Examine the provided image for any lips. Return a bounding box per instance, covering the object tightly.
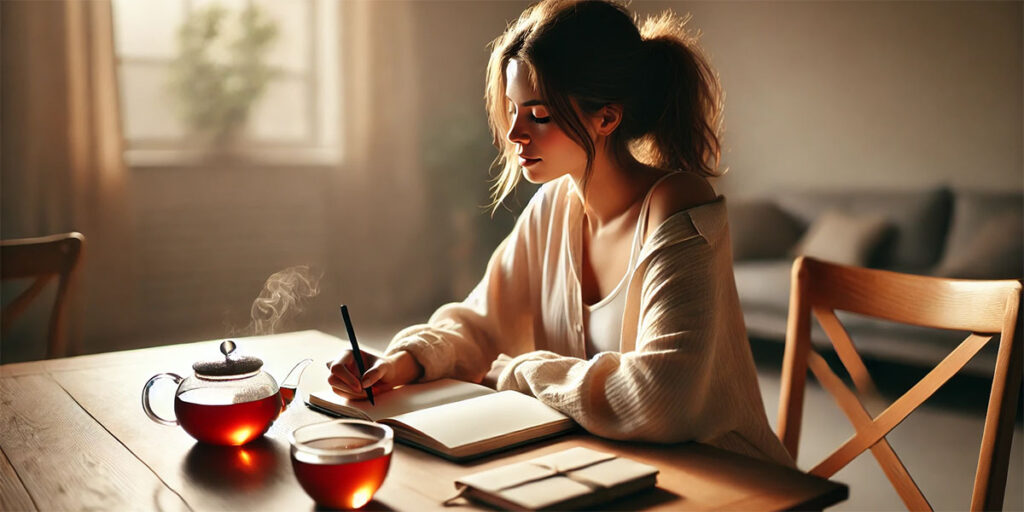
[518,156,541,166]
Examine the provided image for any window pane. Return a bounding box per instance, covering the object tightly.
[192,0,248,13]
[113,0,338,157]
[256,0,310,74]
[247,77,310,142]
[112,0,183,59]
[119,63,187,141]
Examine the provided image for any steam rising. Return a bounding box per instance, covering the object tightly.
[249,265,322,335]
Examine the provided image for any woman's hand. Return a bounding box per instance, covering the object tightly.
[327,350,423,400]
[482,353,513,389]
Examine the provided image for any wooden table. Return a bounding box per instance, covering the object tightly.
[0,330,847,511]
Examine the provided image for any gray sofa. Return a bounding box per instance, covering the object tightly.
[729,187,1023,375]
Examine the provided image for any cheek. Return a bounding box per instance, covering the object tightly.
[536,126,584,160]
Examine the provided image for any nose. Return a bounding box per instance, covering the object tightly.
[506,114,530,146]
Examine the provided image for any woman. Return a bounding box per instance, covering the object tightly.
[329,0,792,466]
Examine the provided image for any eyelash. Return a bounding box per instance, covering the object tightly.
[508,107,551,125]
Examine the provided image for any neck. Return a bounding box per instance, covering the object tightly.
[570,153,658,234]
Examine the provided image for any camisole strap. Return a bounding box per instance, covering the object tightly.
[632,171,685,255]
[583,171,684,312]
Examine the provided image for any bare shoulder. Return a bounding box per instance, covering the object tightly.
[644,171,717,242]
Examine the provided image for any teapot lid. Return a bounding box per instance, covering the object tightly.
[193,340,264,378]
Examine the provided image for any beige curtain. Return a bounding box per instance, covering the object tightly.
[326,1,437,324]
[1,0,136,356]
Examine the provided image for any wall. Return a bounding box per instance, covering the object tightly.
[631,1,1023,196]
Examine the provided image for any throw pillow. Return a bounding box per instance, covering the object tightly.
[728,199,804,261]
[775,187,951,269]
[792,209,890,266]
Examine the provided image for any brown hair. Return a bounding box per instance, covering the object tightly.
[484,0,724,214]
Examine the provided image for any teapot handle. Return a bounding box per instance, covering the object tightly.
[142,373,182,426]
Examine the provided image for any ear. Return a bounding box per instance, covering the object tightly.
[590,103,623,137]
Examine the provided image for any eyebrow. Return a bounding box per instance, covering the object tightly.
[506,97,546,107]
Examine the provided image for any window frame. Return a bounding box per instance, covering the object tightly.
[112,0,341,167]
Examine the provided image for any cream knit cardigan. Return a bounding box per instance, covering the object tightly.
[385,175,794,466]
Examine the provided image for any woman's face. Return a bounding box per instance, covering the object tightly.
[504,59,589,184]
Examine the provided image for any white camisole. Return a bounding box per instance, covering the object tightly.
[583,172,681,357]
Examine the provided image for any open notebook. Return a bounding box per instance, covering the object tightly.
[306,379,576,461]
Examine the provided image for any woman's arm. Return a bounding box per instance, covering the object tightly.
[495,228,745,443]
[380,185,550,384]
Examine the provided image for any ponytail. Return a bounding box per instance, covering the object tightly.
[633,12,724,177]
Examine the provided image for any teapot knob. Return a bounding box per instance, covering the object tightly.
[220,340,237,357]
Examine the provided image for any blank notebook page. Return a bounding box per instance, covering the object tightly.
[313,378,494,421]
[389,390,569,448]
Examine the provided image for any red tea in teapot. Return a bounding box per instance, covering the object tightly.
[279,385,297,412]
[291,437,392,509]
[174,388,282,446]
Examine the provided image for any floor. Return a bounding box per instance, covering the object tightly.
[750,339,1024,511]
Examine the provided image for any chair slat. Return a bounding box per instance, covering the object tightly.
[1,276,53,333]
[813,307,878,398]
[813,333,990,481]
[805,351,931,511]
[778,267,813,461]
[803,258,1014,333]
[972,295,1023,511]
[1,232,84,358]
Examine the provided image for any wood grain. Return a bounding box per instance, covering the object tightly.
[7,330,847,511]
[0,330,359,378]
[0,445,35,511]
[419,435,847,511]
[0,374,189,511]
[802,256,1016,334]
[51,331,432,511]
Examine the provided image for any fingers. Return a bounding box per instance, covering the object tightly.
[359,358,391,389]
[328,375,369,400]
[328,351,363,392]
[328,350,386,395]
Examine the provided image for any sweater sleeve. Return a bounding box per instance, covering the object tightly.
[495,221,744,443]
[383,186,548,383]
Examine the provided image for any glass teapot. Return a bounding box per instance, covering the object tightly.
[142,340,312,446]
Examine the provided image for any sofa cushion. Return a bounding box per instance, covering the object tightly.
[935,191,1023,279]
[775,187,952,270]
[733,259,795,311]
[791,209,891,266]
[728,199,803,261]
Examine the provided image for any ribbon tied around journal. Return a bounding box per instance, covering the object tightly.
[443,449,618,506]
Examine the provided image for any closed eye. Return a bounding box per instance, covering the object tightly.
[530,114,551,124]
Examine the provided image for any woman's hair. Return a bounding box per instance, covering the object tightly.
[484,0,723,213]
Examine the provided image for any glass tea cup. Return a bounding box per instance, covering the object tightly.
[289,419,394,510]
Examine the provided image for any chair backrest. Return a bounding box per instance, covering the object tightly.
[777,256,1022,511]
[1,232,85,358]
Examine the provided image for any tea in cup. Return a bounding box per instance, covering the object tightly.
[289,419,393,509]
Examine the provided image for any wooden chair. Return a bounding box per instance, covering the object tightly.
[1,232,85,358]
[777,256,1022,511]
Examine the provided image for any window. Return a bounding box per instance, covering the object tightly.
[112,0,340,166]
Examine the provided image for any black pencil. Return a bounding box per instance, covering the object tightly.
[340,305,375,405]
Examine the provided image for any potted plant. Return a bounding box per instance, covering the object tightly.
[169,3,278,153]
